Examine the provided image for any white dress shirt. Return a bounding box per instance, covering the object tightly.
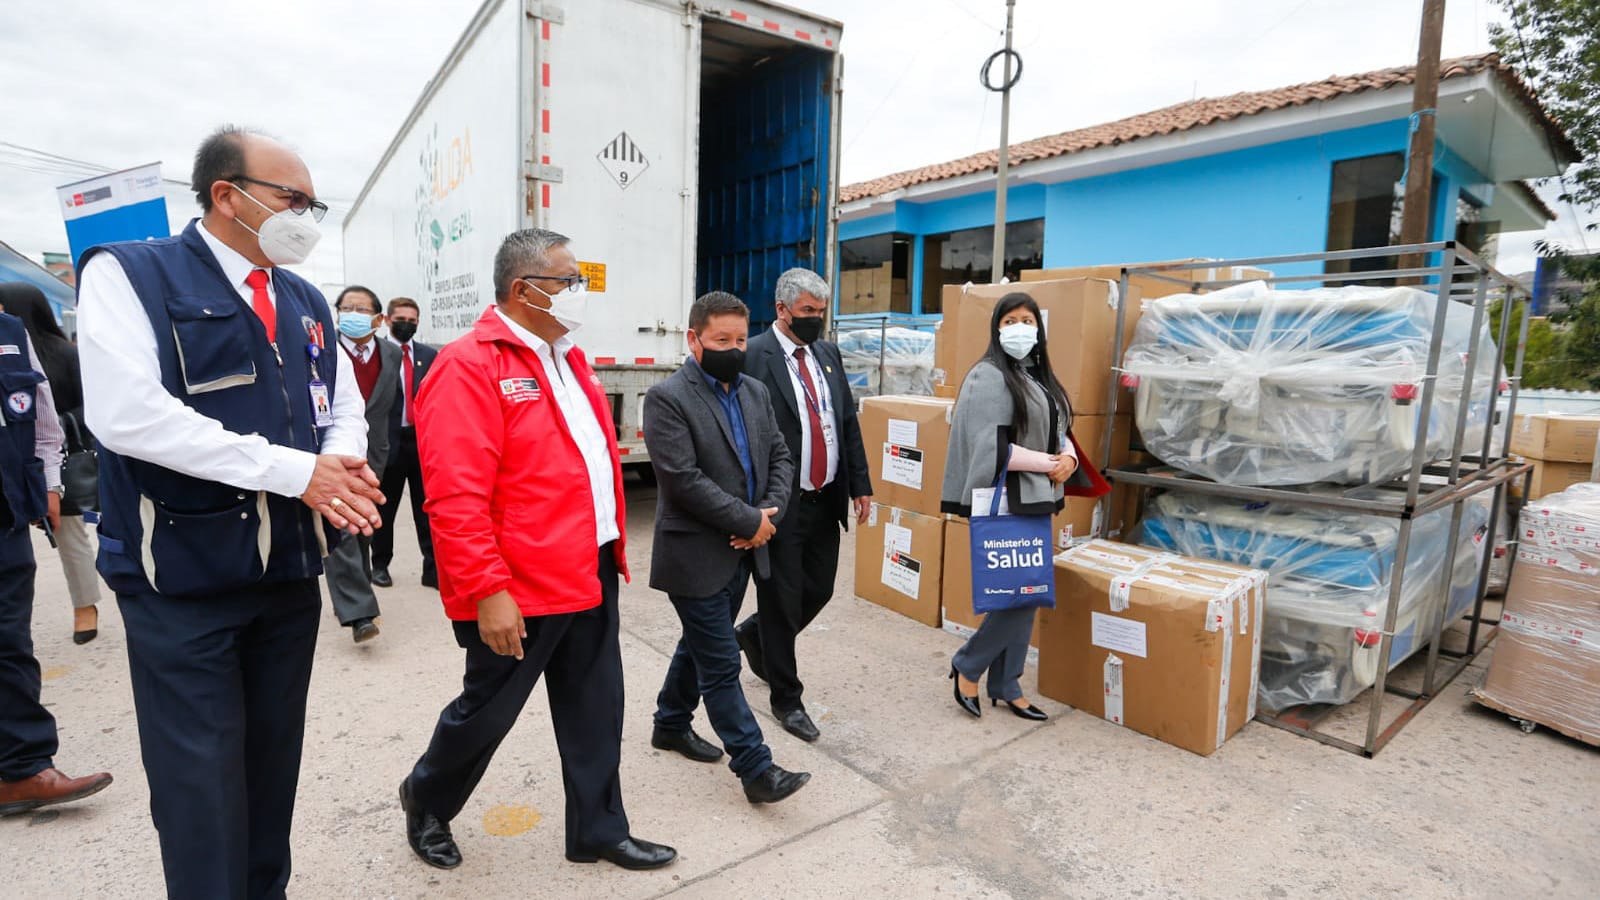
[77,220,367,499]
[494,309,620,545]
[773,325,839,491]
[340,334,377,365]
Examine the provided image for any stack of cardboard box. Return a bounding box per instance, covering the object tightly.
[1508,413,1599,500]
[838,262,905,315]
[854,396,954,625]
[1472,483,1600,746]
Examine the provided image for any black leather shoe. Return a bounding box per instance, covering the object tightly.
[371,566,394,588]
[421,568,439,589]
[651,726,723,763]
[399,779,461,870]
[351,617,380,644]
[744,764,811,804]
[72,629,98,645]
[950,666,981,719]
[735,619,767,682]
[775,707,820,743]
[567,836,677,870]
[993,698,1049,721]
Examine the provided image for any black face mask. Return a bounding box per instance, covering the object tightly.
[698,346,746,384]
[389,320,418,343]
[788,315,825,345]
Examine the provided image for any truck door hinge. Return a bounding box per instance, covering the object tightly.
[525,162,565,184]
[524,1,565,23]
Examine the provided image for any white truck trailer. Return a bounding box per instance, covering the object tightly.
[343,0,843,465]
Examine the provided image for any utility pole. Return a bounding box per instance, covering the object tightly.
[989,0,1018,283]
[1398,0,1446,275]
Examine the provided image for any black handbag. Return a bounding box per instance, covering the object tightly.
[58,411,99,515]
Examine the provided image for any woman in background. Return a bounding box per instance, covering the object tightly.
[0,284,102,643]
[940,292,1099,720]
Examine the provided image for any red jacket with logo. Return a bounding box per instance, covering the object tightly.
[416,306,628,620]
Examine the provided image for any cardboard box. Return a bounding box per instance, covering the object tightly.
[1513,458,1595,500]
[1472,485,1600,747]
[950,279,1142,415]
[933,383,959,400]
[1038,540,1267,756]
[1510,414,1600,463]
[859,395,955,517]
[932,319,955,387]
[941,518,1042,646]
[1020,259,1274,299]
[853,504,944,627]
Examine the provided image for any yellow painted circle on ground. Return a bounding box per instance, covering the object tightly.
[482,803,540,836]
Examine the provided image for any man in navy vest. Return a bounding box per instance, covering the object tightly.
[0,308,114,817]
[76,126,383,900]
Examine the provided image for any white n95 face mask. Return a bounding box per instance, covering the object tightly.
[998,322,1039,360]
[234,187,322,266]
[523,280,588,333]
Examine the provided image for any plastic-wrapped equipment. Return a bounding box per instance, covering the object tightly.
[1121,283,1500,486]
[1474,483,1600,745]
[1136,490,1490,711]
[836,326,935,398]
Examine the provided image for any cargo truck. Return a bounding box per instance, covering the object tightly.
[343,0,844,465]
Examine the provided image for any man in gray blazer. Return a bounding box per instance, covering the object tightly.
[642,291,811,805]
[325,286,400,643]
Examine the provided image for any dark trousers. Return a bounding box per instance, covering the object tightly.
[747,495,841,712]
[0,528,55,782]
[372,427,434,577]
[325,532,380,626]
[119,578,321,900]
[655,558,772,783]
[408,545,629,854]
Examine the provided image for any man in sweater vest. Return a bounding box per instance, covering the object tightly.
[76,126,382,900]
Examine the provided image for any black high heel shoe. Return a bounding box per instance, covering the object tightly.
[992,698,1048,721]
[950,666,981,719]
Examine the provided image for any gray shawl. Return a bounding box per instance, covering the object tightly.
[941,359,1066,517]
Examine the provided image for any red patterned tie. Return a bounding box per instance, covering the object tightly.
[794,346,827,489]
[401,343,415,425]
[245,269,275,343]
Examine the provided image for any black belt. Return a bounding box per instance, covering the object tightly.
[797,489,827,504]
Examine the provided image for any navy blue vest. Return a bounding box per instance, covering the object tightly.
[83,221,339,597]
[0,314,48,533]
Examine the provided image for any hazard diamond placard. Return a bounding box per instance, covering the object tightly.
[597,132,648,189]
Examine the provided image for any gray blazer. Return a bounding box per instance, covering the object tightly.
[644,359,793,598]
[941,358,1067,517]
[349,338,400,477]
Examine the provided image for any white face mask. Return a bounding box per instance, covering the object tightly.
[233,186,322,266]
[522,279,588,333]
[998,321,1039,360]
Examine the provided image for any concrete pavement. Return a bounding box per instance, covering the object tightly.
[7,479,1598,899]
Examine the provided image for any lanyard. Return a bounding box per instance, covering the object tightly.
[784,348,829,418]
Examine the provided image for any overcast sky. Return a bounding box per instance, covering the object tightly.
[1,0,1593,288]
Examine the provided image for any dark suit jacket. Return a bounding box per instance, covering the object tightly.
[387,339,438,450]
[643,360,793,598]
[345,338,401,477]
[744,329,872,536]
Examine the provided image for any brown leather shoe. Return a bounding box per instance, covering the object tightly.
[0,768,113,816]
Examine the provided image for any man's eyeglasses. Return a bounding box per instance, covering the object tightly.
[229,175,330,222]
[517,274,588,294]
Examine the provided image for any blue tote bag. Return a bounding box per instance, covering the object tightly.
[968,456,1056,614]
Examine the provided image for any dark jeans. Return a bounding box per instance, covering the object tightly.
[748,495,841,712]
[119,578,321,900]
[655,557,772,783]
[0,527,54,782]
[408,544,629,854]
[372,427,435,577]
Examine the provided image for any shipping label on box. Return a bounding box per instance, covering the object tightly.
[1038,540,1267,756]
[855,504,945,627]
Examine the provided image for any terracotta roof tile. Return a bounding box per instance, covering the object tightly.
[840,53,1575,204]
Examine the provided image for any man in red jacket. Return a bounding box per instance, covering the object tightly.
[398,228,675,873]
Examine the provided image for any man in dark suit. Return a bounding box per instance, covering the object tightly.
[643,291,811,805]
[737,268,872,743]
[325,286,402,642]
[371,296,438,589]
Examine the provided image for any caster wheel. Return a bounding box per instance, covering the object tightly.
[1517,719,1536,735]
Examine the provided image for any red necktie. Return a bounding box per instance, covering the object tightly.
[401,343,415,425]
[245,269,275,343]
[794,346,827,490]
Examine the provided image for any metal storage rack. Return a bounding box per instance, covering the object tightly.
[1095,242,1533,757]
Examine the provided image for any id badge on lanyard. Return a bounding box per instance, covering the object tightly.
[789,352,837,448]
[307,343,334,429]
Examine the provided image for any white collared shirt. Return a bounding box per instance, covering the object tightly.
[339,334,376,365]
[493,308,620,546]
[773,325,839,491]
[76,220,366,498]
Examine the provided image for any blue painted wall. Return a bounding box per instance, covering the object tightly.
[838,117,1496,311]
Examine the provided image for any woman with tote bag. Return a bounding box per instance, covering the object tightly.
[940,292,1108,720]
